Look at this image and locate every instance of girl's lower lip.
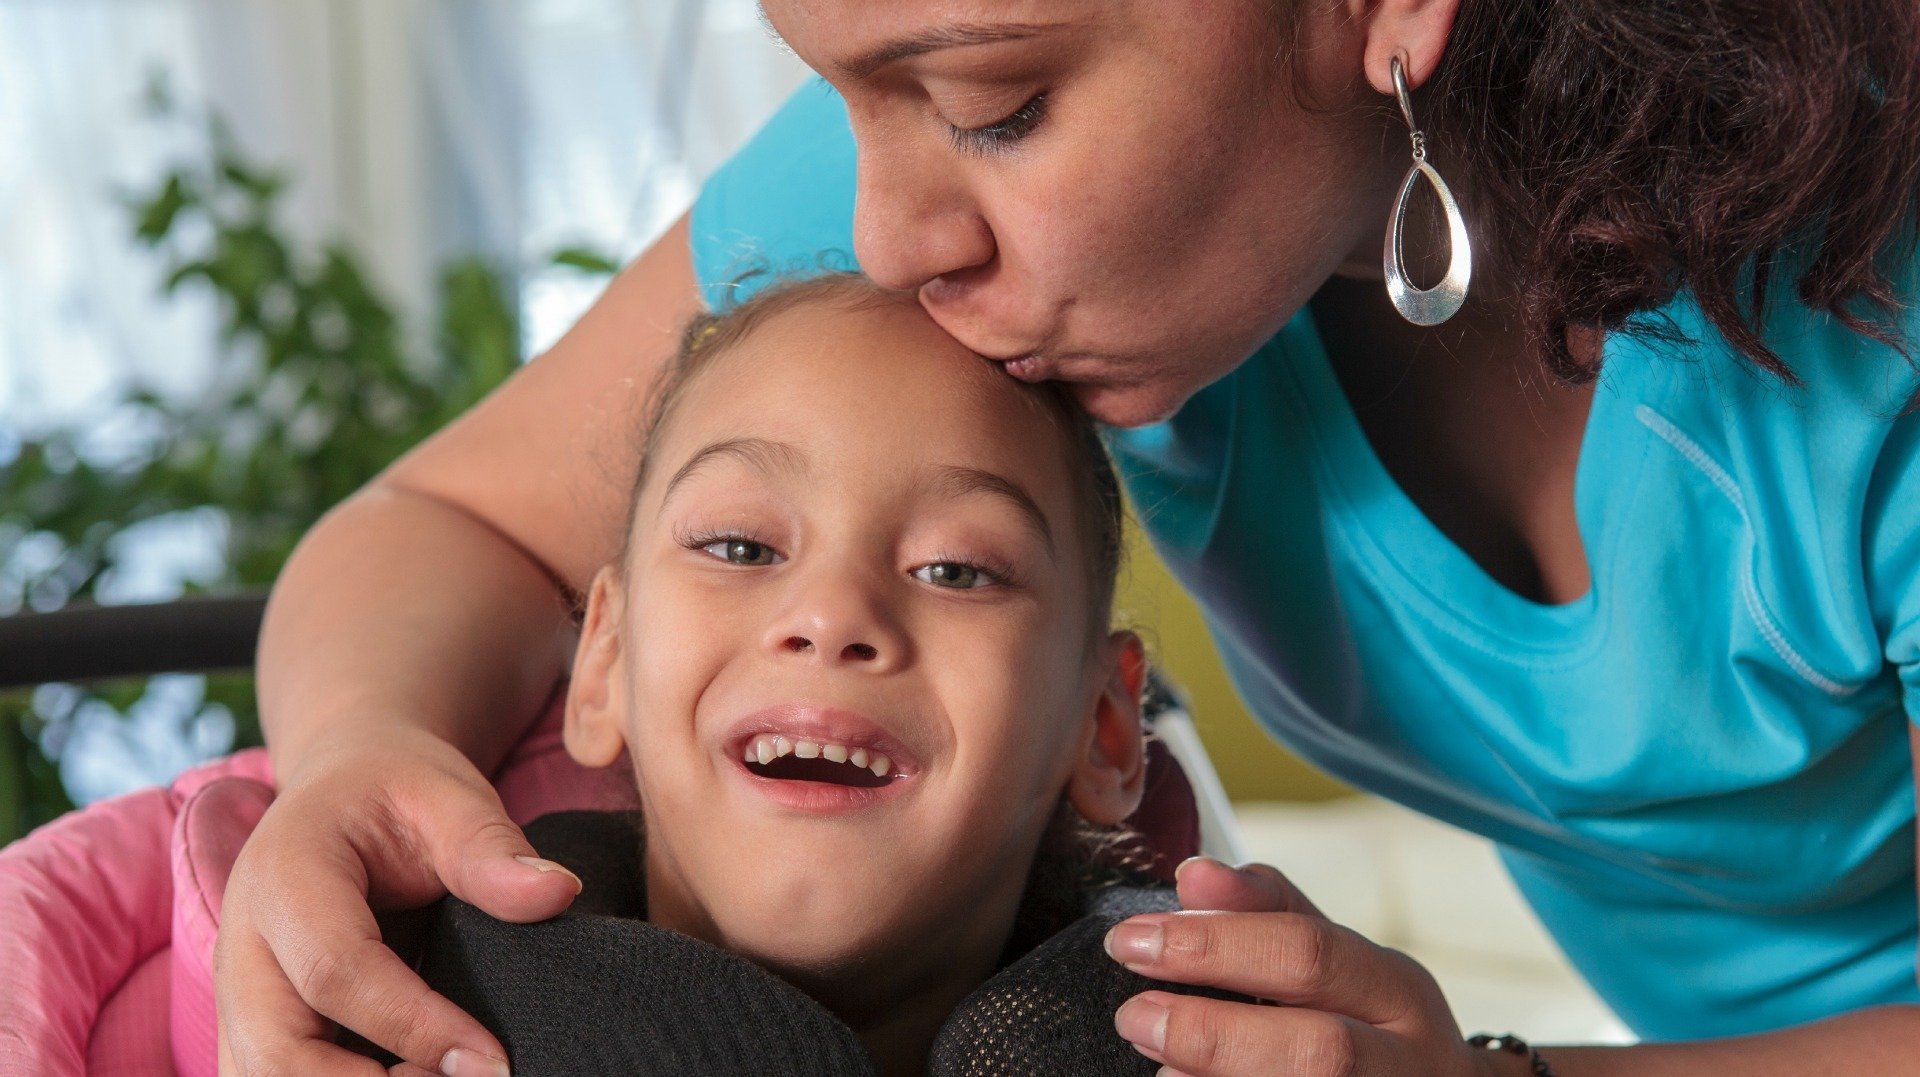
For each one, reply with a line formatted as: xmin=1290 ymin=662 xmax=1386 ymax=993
xmin=731 ymin=757 xmax=910 ymax=814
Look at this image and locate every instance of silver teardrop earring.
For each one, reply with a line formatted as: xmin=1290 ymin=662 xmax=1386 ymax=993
xmin=1383 ymin=56 xmax=1471 ymax=326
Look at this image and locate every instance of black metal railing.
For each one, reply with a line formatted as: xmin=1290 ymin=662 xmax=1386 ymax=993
xmin=0 ymin=593 xmax=268 ymax=688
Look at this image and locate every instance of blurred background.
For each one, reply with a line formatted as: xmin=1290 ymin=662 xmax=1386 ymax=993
xmin=0 ymin=0 xmax=1627 ymax=1043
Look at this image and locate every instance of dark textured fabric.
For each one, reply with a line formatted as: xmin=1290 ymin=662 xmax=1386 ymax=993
xmin=419 ymin=812 xmax=1233 ymax=1075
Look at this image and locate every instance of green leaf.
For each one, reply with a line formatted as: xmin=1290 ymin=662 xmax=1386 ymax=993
xmin=132 ymin=174 xmax=197 ymax=245
xmin=548 ymin=246 xmax=621 ymax=275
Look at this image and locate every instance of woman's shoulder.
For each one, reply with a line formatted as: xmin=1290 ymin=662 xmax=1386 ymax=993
xmin=690 ymin=79 xmax=857 ymax=311
xmin=1617 ymin=238 xmax=1920 ymax=494
xmin=1613 ymin=239 xmax=1920 ymax=659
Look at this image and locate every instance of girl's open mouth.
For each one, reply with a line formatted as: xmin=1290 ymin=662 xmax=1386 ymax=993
xmin=742 ymin=733 xmax=894 ymax=789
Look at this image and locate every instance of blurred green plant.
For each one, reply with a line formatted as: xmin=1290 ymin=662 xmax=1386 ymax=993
xmin=0 ymin=103 xmax=615 ymax=842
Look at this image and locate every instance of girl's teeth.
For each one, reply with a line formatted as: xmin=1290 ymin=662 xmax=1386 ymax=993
xmin=742 ymin=735 xmax=898 ymax=779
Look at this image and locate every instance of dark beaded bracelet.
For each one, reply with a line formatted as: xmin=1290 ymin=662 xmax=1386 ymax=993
xmin=1467 ymin=1032 xmax=1557 ymax=1077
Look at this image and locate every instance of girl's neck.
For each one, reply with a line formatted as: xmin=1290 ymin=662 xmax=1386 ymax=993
xmin=644 ymin=853 xmax=1028 ymax=1076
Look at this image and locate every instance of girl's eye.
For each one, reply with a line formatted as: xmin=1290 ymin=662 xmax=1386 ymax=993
xmin=700 ymin=538 xmax=781 ymax=566
xmin=948 ymin=93 xmax=1047 ymax=154
xmin=913 ymin=561 xmax=990 ymax=590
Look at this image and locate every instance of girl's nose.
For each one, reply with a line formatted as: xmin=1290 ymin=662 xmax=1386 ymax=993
xmin=778 ymin=635 xmax=881 ymax=664
xmin=764 ymin=568 xmax=909 ymax=671
xmin=851 ymin=138 xmax=995 ymax=292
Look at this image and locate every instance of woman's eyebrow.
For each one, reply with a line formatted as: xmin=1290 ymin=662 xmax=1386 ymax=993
xmin=661 ymin=437 xmax=806 ymax=505
xmin=835 ymin=22 xmax=1061 ymax=80
xmin=928 ymin=465 xmax=1054 ymax=555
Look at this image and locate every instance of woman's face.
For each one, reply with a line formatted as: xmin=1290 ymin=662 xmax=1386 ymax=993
xmin=763 ymin=0 xmax=1398 ymax=427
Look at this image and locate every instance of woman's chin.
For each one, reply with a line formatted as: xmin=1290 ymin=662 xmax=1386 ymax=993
xmin=1068 ymin=379 xmax=1194 ymax=428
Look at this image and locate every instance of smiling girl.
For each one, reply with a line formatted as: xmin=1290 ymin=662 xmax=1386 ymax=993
xmin=417 ymin=274 xmax=1191 ymax=1075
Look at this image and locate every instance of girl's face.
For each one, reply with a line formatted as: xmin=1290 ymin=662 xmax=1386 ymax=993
xmin=762 ymin=0 xmax=1399 ymax=427
xmin=566 ymin=293 xmax=1144 ymax=996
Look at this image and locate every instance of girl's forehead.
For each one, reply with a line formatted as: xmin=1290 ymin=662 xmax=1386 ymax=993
xmin=657 ymin=298 xmax=1080 ymax=495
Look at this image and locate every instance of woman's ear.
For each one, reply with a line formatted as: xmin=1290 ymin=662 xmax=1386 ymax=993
xmin=1067 ymin=630 xmax=1150 ymax=827
xmin=564 ymin=566 xmax=630 ymax=769
xmin=1360 ymin=0 xmax=1461 ymax=94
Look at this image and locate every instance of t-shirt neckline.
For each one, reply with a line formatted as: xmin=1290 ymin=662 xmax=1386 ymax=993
xmin=1271 ymin=305 xmax=1645 ymax=659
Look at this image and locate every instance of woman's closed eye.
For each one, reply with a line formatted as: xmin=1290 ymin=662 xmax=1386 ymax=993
xmin=948 ymin=93 xmax=1047 ymax=155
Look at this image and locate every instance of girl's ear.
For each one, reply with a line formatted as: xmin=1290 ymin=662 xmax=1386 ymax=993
xmin=564 ymin=566 xmax=630 ymax=768
xmin=1067 ymin=630 xmax=1150 ymax=827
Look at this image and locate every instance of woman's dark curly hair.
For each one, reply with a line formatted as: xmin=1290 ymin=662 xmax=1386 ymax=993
xmin=1407 ymin=0 xmax=1920 ymax=385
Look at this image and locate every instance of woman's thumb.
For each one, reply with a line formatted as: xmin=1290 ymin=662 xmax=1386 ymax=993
xmin=433 ymin=806 xmax=583 ymax=923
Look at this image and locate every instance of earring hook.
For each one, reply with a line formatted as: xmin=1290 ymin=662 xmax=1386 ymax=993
xmin=1390 ymin=55 xmax=1418 ymax=131
xmin=1390 ymin=56 xmax=1425 ymax=162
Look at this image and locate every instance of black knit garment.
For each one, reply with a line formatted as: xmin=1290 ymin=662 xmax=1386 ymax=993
xmin=417 ymin=811 xmax=1239 ymax=1076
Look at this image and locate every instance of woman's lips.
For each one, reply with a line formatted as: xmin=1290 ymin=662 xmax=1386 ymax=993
xmin=999 ymin=355 xmax=1052 ymax=383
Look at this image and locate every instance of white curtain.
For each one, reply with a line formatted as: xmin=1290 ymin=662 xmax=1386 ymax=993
xmin=0 ymin=0 xmax=807 ymax=802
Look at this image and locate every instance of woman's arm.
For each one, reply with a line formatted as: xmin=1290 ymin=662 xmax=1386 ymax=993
xmin=217 ymin=215 xmax=702 ymax=1077
xmin=260 ymin=211 xmax=700 ymax=773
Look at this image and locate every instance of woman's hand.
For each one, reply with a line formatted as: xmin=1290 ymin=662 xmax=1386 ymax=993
xmin=214 ymin=725 xmax=583 ymax=1076
xmin=1106 ymin=858 xmax=1518 ymax=1077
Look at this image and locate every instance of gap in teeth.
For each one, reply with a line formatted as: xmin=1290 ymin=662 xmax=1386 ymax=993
xmin=745 ymin=733 xmax=893 ymax=779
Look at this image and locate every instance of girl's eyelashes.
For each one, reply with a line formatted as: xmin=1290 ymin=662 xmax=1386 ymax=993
xmin=911 ymin=554 xmax=1016 ymax=591
xmin=676 ymin=528 xmax=1020 ymax=589
xmin=683 ymin=531 xmax=784 ymax=567
xmin=947 ymin=93 xmax=1047 ymax=155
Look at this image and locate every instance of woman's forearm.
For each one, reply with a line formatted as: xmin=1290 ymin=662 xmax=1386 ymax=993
xmin=1538 ymin=1003 xmax=1920 ymax=1076
xmin=255 ymin=482 xmax=579 ymax=782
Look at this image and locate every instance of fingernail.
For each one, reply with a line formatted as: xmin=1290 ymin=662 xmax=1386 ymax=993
xmin=440 ymin=1047 xmax=510 ymax=1077
xmin=1173 ymin=856 xmax=1220 ymax=881
xmin=514 ymin=855 xmax=583 ymax=892
xmin=1105 ymin=918 xmax=1165 ymax=966
xmin=1115 ymin=995 xmax=1169 ymax=1054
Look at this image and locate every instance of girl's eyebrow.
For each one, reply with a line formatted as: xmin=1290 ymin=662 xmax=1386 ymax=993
xmin=834 ymin=21 xmax=1061 ymax=80
xmin=661 ymin=437 xmax=807 ymax=505
xmin=927 ymin=465 xmax=1054 ymax=555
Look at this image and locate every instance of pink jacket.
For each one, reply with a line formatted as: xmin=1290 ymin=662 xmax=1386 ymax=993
xmin=0 ymin=696 xmax=640 ymax=1076
xmin=0 ymin=698 xmax=1197 ymax=1075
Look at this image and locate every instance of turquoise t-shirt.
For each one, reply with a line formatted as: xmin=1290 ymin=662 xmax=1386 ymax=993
xmin=689 ymin=80 xmax=1920 ymax=1040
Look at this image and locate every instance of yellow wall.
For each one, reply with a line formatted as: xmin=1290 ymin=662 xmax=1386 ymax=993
xmin=1114 ymin=520 xmax=1350 ymax=803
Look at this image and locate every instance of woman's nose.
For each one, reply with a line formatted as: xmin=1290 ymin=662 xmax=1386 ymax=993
xmin=851 ymin=139 xmax=995 ymax=292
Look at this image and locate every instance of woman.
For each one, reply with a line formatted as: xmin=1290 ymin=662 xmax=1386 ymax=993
xmin=216 ymin=0 xmax=1920 ymax=1074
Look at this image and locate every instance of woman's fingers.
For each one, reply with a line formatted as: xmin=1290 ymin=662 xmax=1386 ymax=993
xmin=1174 ymin=858 xmax=1324 ymax=918
xmin=231 ymin=848 xmax=510 ymax=1075
xmin=1116 ymin=990 xmax=1396 ymax=1077
xmin=1106 ymin=910 xmax=1435 ymax=1027
xmin=217 ymin=755 xmax=523 ymax=1075
xmin=215 ymin=913 xmax=403 ymax=1076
